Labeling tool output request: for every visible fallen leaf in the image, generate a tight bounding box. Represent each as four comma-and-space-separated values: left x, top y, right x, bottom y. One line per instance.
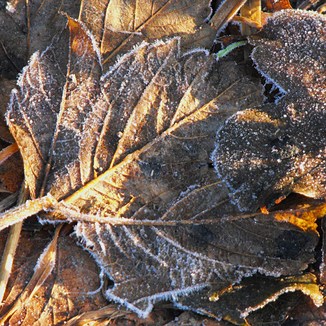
1, 11, 321, 322
0, 0, 80, 77
0, 228, 107, 325
79, 0, 217, 68
0, 148, 23, 193
0, 78, 16, 142
213, 10, 326, 212
265, 0, 293, 11
179, 273, 322, 323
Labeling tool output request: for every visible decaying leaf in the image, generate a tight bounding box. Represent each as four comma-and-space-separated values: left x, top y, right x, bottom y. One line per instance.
0, 228, 107, 325
0, 0, 80, 77
178, 273, 322, 323
265, 0, 292, 11
79, 0, 217, 68
0, 144, 23, 193
0, 9, 323, 322
213, 10, 326, 212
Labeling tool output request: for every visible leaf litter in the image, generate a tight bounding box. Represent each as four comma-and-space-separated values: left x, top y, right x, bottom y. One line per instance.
0, 4, 325, 325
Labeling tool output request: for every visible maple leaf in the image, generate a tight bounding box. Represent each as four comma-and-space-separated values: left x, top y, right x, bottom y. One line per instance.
0, 13, 320, 321
213, 10, 326, 212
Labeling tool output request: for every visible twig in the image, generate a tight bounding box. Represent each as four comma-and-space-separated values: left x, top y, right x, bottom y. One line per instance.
25, 0, 31, 58
0, 183, 29, 304
210, 0, 247, 35
0, 193, 57, 232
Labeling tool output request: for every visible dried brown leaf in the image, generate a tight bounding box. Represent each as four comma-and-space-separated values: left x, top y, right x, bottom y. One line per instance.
79, 0, 217, 68
0, 0, 80, 77
0, 228, 107, 325
0, 144, 23, 193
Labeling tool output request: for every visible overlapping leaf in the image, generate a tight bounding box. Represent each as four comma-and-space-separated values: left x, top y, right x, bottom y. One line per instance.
179, 273, 323, 323
213, 10, 326, 212
4, 15, 321, 319
79, 0, 217, 68
0, 229, 107, 325
0, 0, 80, 77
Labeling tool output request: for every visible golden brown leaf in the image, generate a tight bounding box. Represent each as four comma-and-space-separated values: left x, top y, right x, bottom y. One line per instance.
79, 0, 217, 68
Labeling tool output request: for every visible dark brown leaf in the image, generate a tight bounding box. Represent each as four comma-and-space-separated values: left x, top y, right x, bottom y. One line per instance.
178, 273, 322, 323
0, 0, 80, 77
0, 78, 16, 142
213, 10, 326, 212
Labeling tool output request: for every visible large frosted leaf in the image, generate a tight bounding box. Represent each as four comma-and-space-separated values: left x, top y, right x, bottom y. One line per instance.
4, 17, 319, 318
213, 10, 326, 212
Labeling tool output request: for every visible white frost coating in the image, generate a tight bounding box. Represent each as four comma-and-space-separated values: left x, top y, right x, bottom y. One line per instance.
122, 226, 167, 266
267, 8, 325, 22
105, 292, 154, 319
174, 301, 224, 321
33, 238, 56, 273
241, 284, 323, 318
105, 283, 209, 318
85, 268, 105, 295
211, 115, 245, 210
95, 222, 107, 256
105, 224, 129, 255
183, 47, 209, 58
250, 47, 287, 99
211, 111, 267, 212
176, 184, 199, 201
16, 51, 41, 88
102, 38, 181, 80
73, 224, 116, 285
5, 89, 18, 124
6, 2, 16, 13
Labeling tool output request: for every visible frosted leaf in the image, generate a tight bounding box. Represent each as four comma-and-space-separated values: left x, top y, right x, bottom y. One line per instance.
213, 10, 326, 212
79, 0, 217, 69
5, 15, 318, 319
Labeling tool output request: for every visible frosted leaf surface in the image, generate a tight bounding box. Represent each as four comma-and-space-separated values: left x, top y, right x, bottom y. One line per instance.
6, 17, 318, 317
79, 0, 217, 69
213, 10, 326, 212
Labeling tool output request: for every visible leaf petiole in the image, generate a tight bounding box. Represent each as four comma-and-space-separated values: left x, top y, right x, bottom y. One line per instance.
215, 40, 247, 58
